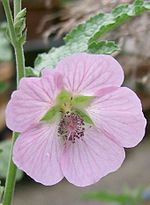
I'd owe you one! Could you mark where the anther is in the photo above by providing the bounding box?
[58,112,85,143]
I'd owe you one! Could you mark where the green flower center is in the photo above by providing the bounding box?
[41,90,94,125]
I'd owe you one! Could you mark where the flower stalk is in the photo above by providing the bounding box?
[1,0,25,204]
[2,133,19,205]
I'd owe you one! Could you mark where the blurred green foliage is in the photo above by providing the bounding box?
[0,23,12,62]
[0,23,12,94]
[0,140,23,181]
[0,82,9,94]
[0,181,4,204]
[82,187,148,205]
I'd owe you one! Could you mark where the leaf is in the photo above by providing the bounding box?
[72,95,94,106]
[40,106,59,122]
[25,66,40,77]
[19,29,27,45]
[124,187,144,205]
[83,188,146,205]
[144,1,150,10]
[88,41,120,54]
[14,8,26,29]
[34,0,150,72]
[0,23,12,62]
[15,8,26,20]
[0,140,23,181]
[56,90,72,104]
[34,45,76,72]
[0,181,4,203]
[82,191,132,203]
[74,109,94,125]
[14,8,26,44]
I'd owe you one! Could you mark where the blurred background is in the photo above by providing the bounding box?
[0,0,150,205]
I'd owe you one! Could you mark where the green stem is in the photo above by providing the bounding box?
[2,0,25,84]
[2,133,19,205]
[14,0,21,17]
[2,0,25,204]
[15,43,25,84]
[2,0,17,46]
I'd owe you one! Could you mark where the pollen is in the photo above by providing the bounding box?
[58,112,85,143]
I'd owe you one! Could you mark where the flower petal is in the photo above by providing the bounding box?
[6,71,63,132]
[56,53,124,95]
[86,87,147,148]
[61,127,125,187]
[13,123,64,185]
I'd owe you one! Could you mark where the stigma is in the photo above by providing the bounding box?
[58,112,85,143]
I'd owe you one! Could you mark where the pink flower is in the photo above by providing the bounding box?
[6,53,146,187]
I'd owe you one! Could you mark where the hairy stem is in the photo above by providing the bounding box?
[2,133,19,205]
[14,0,21,17]
[2,0,25,84]
[2,0,25,204]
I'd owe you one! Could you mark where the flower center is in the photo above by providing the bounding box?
[58,112,85,143]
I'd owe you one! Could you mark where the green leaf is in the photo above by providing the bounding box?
[0,140,23,181]
[34,0,150,71]
[144,2,150,10]
[14,8,26,44]
[83,191,132,203]
[88,41,120,54]
[74,109,94,125]
[123,187,144,205]
[34,45,76,72]
[56,90,72,104]
[0,23,12,62]
[134,0,144,6]
[19,29,27,45]
[0,181,4,202]
[25,66,40,77]
[82,188,145,205]
[40,106,59,122]
[15,8,26,20]
[73,95,94,106]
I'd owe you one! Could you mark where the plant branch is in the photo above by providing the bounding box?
[2,0,26,204]
[2,0,25,84]
[14,0,21,17]
[2,0,17,46]
[2,133,19,205]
